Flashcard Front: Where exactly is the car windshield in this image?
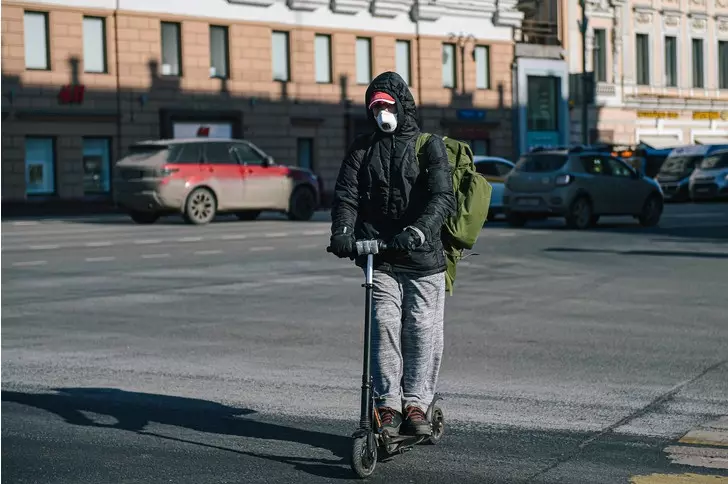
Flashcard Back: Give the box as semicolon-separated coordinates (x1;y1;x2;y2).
514;154;567;173
659;155;703;175
700;153;728;170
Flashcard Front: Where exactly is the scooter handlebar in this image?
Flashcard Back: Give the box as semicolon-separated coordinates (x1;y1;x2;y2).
326;239;390;256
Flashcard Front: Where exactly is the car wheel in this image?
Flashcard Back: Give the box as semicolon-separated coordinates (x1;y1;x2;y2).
506;212;527;227
287;186;316;221
184;187;217;225
129;211;159;224
565;196;592;230
236;210;261;221
638;194;663;227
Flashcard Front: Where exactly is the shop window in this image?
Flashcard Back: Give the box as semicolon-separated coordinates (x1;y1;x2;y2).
272;31;290;82
297;138;314;171
356;38;372;85
210;25;229;79
526;76;559;131
468;139;490;156
83;16;107;73
314;34;332;84
24;11;49;70
82;137;111;194
161;22;182;76
396;40;411;86
25;137;56;195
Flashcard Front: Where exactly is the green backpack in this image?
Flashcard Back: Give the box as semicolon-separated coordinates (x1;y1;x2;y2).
414;134;492;295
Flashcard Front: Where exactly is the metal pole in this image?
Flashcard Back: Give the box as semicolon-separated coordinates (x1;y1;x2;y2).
580;0;588;145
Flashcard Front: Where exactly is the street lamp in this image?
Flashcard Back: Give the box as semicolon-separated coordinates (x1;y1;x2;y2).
448;32;476;94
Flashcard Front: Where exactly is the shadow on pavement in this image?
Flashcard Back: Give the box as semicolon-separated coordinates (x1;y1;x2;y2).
50;210;334;226
1;387;352;480
543;247;728;260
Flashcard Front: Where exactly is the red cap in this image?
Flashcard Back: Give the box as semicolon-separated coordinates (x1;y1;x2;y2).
368;91;396;110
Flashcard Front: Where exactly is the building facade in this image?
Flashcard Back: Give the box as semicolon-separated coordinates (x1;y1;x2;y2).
564;0;728;147
1;0;524;207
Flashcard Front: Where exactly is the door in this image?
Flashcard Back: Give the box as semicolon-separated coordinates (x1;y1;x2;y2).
604;156;642;214
202;141;246;209
578;155;612;213
232;142;289;210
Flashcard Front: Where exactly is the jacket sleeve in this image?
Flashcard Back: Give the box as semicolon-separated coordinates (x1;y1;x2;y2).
331;138;367;235
410;135;456;244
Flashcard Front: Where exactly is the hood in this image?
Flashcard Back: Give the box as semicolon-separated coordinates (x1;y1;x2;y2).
364;71;419;137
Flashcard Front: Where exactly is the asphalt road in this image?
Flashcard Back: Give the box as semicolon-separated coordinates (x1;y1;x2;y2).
2;204;728;484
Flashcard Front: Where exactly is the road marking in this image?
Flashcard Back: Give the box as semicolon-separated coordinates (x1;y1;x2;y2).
220;234;248;240
134;239;162;245
194;250;223;255
250;246;273;252
85;241;113;247
11;260;47;267
265;232;288;238
630;473;728;483
179;236;203;242
301;229;328;236
85;256;116;262
28;244;60;250
11;221;38;226
141;253;170;259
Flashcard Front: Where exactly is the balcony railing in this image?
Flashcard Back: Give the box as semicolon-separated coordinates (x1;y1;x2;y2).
519;20;561;46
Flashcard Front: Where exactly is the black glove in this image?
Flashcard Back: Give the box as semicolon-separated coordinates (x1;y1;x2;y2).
329;228;355;259
390;227;422;252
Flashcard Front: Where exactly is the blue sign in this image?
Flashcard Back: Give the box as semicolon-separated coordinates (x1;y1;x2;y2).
526;131;560;151
456;109;487;121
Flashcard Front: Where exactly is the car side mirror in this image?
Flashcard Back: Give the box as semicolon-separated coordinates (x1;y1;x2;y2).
262;155;274;167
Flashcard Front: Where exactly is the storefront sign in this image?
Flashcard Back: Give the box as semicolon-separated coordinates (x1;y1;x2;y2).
692;111;728;120
456;109;487;121
636;111;679;119
58;84;85;104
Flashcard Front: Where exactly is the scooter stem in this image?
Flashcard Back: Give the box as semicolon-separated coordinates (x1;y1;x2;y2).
359;253;375;429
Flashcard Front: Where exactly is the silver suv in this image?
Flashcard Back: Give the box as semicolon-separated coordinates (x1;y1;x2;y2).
503;147;664;229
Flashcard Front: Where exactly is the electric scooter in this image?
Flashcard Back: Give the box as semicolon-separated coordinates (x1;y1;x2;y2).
327;238;445;479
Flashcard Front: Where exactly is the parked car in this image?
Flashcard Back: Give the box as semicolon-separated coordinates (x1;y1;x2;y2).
503;146;664;229
473;156;515;219
689;148;728;201
656;144;728;202
607;142;673;178
113;138;320;225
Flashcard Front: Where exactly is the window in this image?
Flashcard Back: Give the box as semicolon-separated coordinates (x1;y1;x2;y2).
356;37;372;85
83;17;106;73
272;31;290;81
297;138;314;170
395;40;411;86
526;75;559;131
82;137;111;194
474;46;490;89
161;22;181;76
209;26;229;79
25;137;55;195
233;143;265;165
605;157;633;177
314;34;332;83
442;43;456;88
580;155;610;176
635;34;650;85
173;143;203;163
468;140;490;156
720;42;728;89
205;142;237;164
593;29;606;83
24;11;49;70
664;36;677;88
691;38;704;88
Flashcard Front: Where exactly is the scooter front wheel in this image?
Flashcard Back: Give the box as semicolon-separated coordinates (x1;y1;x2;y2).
425;406;445;445
351;435;377;478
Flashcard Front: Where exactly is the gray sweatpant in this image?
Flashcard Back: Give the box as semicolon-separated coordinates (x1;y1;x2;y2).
371;269;446;413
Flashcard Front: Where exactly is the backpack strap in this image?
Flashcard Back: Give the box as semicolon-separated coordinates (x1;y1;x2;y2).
415;133;432;160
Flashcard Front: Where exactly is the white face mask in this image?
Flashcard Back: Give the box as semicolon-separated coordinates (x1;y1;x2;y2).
376;110;397;133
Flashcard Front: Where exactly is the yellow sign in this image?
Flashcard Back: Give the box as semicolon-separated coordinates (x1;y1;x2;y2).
637;111;679;119
693;111;728;120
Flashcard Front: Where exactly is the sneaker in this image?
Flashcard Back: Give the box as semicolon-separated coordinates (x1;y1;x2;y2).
403;405;431;436
377;406;402;436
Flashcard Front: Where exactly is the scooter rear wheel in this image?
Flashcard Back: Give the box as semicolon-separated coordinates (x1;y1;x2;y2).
351;435;377;478
425;406;445;445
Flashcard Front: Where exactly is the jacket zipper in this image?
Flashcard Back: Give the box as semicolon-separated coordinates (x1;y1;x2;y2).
387;134;396;217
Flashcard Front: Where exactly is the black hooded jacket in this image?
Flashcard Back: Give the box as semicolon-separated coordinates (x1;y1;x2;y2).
331;71;456;275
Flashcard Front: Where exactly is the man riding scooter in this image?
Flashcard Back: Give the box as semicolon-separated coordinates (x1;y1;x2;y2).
328;71;456;437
